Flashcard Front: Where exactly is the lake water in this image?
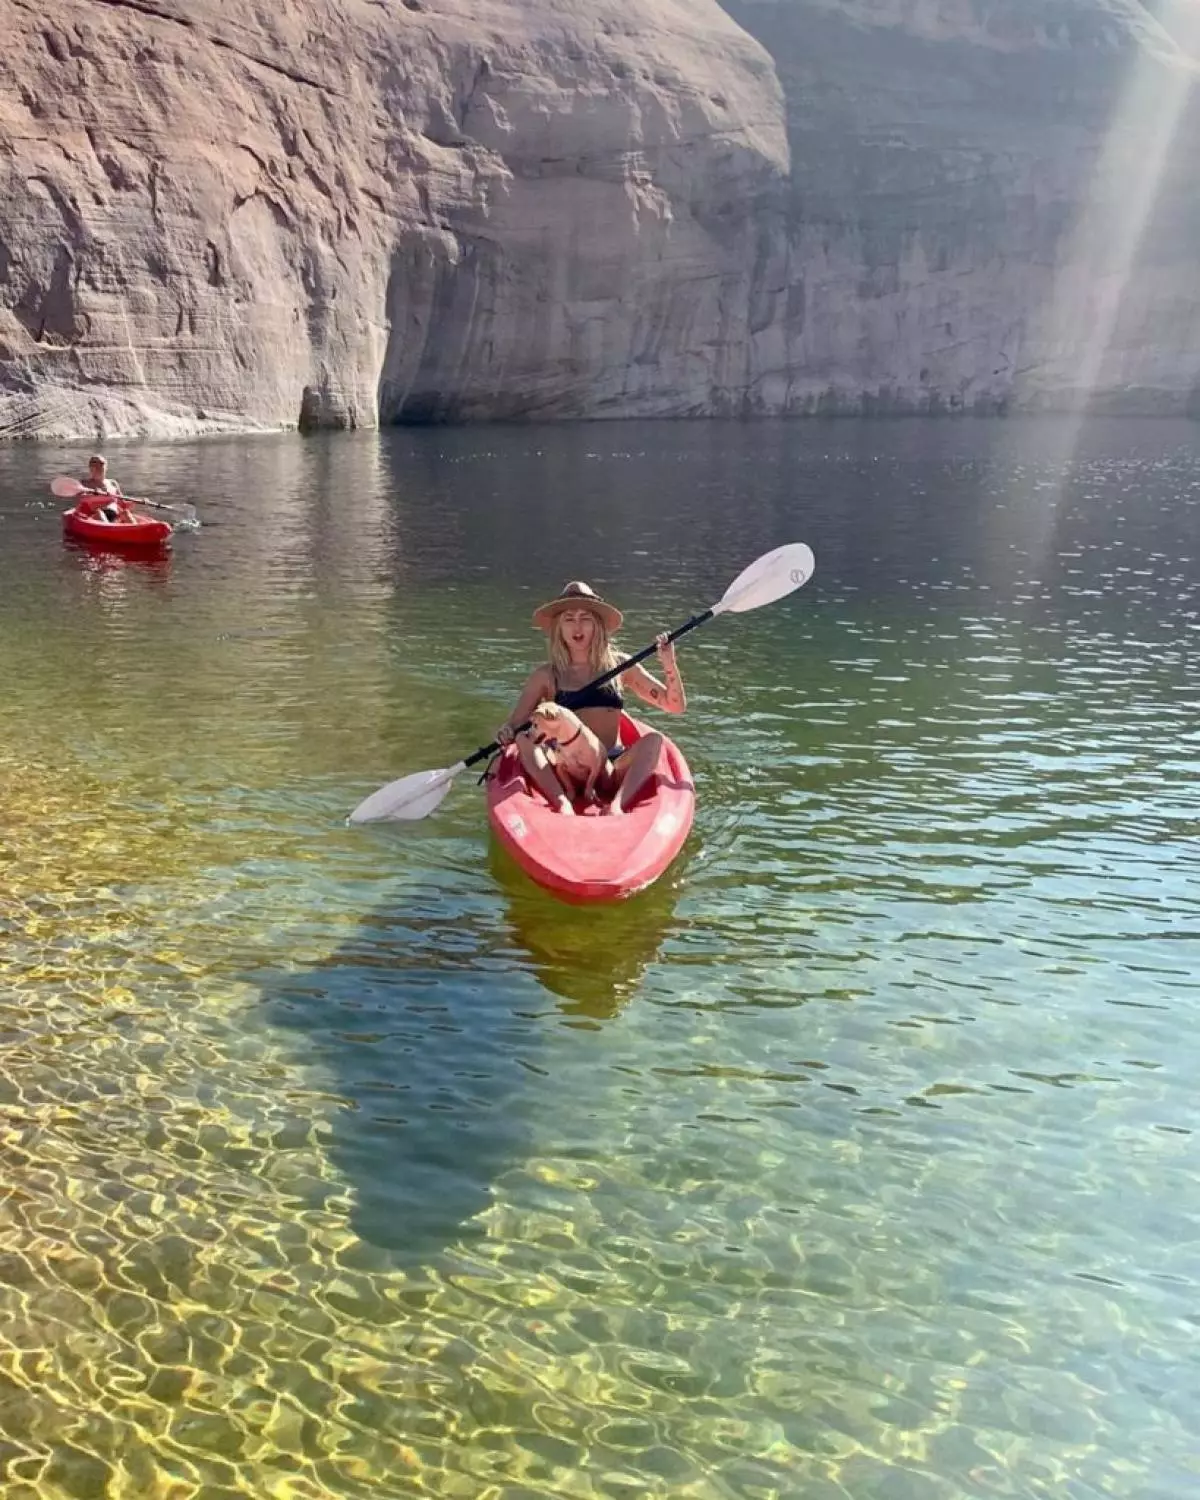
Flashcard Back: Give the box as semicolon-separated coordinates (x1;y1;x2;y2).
1;417;1197;1499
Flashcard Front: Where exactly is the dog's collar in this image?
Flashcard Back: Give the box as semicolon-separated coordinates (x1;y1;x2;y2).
542;725;583;751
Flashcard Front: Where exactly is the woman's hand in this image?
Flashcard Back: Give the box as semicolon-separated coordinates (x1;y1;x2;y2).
497;723;516;746
655;633;677;670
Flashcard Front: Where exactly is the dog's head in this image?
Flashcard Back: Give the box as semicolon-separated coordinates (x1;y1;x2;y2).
529;700;577;746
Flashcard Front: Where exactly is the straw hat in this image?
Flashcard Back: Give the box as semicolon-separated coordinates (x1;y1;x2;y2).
531;580;623;633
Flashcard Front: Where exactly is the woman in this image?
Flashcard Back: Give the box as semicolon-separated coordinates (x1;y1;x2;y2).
497;580;686;816
78;453;131;523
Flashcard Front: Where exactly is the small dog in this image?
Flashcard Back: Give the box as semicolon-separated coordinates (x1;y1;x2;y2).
527;701;611;807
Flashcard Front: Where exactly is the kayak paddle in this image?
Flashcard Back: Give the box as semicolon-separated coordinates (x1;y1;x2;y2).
51;476;199;526
347;540;816;826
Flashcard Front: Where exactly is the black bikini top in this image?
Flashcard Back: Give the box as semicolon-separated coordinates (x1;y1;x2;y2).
553;669;624;713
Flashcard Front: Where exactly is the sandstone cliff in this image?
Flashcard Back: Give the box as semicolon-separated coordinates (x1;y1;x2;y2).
724;0;1200;415
0;0;788;437
1;0;1198;438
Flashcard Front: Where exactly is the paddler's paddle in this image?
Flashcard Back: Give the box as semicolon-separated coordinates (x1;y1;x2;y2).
347;540;816;826
50;476;199;526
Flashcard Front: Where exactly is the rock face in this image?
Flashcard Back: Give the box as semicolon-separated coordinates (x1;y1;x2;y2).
724;0;1200;415
0;0;788;436
1;0;1198;438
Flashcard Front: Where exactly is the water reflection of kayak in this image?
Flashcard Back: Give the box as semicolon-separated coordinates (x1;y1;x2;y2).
490;841;685;1022
63;536;173;578
486;713;695;903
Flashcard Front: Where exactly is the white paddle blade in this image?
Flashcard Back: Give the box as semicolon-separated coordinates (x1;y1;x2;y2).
51;476;84;499
714;542;815;615
347;764;463;825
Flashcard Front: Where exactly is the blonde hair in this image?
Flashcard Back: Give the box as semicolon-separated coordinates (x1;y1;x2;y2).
547;611;623;681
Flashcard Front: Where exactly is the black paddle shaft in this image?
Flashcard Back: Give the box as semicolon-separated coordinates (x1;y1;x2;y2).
463;608;715;770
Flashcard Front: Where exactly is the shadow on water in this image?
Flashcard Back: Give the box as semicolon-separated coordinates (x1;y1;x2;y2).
253;832;687;1269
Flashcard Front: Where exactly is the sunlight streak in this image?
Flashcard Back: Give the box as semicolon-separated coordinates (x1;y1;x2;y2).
1021;4;1199;415
997;2;1200;573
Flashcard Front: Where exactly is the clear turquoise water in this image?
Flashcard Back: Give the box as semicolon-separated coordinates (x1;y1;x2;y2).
0;418;1197;1498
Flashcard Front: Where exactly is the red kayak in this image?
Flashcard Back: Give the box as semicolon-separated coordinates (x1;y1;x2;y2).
63;507;171;547
487;713;694;902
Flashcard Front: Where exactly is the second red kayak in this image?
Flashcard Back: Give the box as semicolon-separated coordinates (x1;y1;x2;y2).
487;713;695;902
63;507;172;547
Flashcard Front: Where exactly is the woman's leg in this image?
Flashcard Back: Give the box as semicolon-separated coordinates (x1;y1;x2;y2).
516;736;575;814
607;731;663;815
